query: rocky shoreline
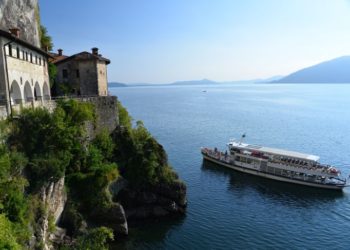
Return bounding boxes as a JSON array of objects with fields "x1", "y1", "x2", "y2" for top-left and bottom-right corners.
[{"x1": 116, "y1": 179, "x2": 187, "y2": 222}]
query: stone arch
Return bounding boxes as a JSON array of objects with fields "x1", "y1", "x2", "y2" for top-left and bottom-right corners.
[
  {"x1": 43, "y1": 82, "x2": 50, "y2": 100},
  {"x1": 24, "y1": 81, "x2": 33, "y2": 103},
  {"x1": 10, "y1": 80, "x2": 22, "y2": 104},
  {"x1": 34, "y1": 82, "x2": 42, "y2": 101}
]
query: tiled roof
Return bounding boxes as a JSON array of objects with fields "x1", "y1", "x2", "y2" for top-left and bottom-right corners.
[
  {"x1": 48, "y1": 52, "x2": 68, "y2": 64},
  {"x1": 52, "y1": 51, "x2": 110, "y2": 65}
]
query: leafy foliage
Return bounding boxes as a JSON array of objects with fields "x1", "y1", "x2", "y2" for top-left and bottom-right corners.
[
  {"x1": 0, "y1": 97, "x2": 180, "y2": 248},
  {"x1": 92, "y1": 129, "x2": 115, "y2": 161},
  {"x1": 40, "y1": 25, "x2": 53, "y2": 51},
  {"x1": 73, "y1": 227, "x2": 113, "y2": 250},
  {"x1": 117, "y1": 101, "x2": 132, "y2": 131},
  {"x1": 0, "y1": 138, "x2": 30, "y2": 247},
  {"x1": 7, "y1": 100, "x2": 94, "y2": 189},
  {"x1": 48, "y1": 62, "x2": 57, "y2": 88},
  {"x1": 113, "y1": 103, "x2": 177, "y2": 188},
  {"x1": 0, "y1": 214, "x2": 21, "y2": 250}
]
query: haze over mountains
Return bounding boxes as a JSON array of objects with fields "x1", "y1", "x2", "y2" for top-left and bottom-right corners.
[
  {"x1": 274, "y1": 56, "x2": 350, "y2": 83},
  {"x1": 108, "y1": 76, "x2": 283, "y2": 87},
  {"x1": 109, "y1": 56, "x2": 350, "y2": 87}
]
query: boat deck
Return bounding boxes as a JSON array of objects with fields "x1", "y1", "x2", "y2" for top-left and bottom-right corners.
[{"x1": 201, "y1": 147, "x2": 347, "y2": 190}]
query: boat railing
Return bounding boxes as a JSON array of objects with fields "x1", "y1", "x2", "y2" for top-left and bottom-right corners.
[
  {"x1": 201, "y1": 147, "x2": 232, "y2": 164},
  {"x1": 269, "y1": 159, "x2": 340, "y2": 176}
]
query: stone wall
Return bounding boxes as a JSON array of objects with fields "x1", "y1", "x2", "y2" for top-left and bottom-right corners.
[
  {"x1": 54, "y1": 53, "x2": 109, "y2": 97},
  {"x1": 55, "y1": 59, "x2": 100, "y2": 96},
  {"x1": 0, "y1": 0, "x2": 40, "y2": 47},
  {"x1": 79, "y1": 96, "x2": 118, "y2": 139},
  {"x1": 96, "y1": 61, "x2": 108, "y2": 96},
  {"x1": 0, "y1": 105, "x2": 6, "y2": 117}
]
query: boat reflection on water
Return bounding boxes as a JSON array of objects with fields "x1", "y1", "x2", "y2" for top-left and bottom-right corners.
[{"x1": 201, "y1": 159, "x2": 345, "y2": 204}]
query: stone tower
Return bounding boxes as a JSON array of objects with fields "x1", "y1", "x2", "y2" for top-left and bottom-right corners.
[{"x1": 0, "y1": 0, "x2": 40, "y2": 47}]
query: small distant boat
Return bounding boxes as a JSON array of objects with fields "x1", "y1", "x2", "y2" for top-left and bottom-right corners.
[
  {"x1": 202, "y1": 90, "x2": 207, "y2": 92},
  {"x1": 201, "y1": 135, "x2": 348, "y2": 190}
]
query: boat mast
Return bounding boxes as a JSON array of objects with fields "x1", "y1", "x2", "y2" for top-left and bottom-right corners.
[{"x1": 239, "y1": 133, "x2": 246, "y2": 145}]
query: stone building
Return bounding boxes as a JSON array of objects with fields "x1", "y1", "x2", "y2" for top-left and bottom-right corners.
[
  {"x1": 0, "y1": 28, "x2": 51, "y2": 116},
  {"x1": 51, "y1": 48, "x2": 110, "y2": 97}
]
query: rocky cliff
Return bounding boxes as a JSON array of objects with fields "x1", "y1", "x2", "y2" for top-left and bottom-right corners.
[
  {"x1": 0, "y1": 0, "x2": 40, "y2": 47},
  {"x1": 37, "y1": 178, "x2": 67, "y2": 250}
]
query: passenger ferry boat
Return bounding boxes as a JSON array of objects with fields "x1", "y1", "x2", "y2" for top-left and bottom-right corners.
[{"x1": 201, "y1": 136, "x2": 348, "y2": 190}]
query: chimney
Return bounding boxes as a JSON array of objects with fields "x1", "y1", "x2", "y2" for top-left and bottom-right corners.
[
  {"x1": 9, "y1": 28, "x2": 20, "y2": 38},
  {"x1": 58, "y1": 49, "x2": 63, "y2": 56},
  {"x1": 92, "y1": 47, "x2": 99, "y2": 55}
]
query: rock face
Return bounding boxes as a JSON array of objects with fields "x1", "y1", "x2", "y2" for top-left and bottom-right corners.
[
  {"x1": 0, "y1": 0, "x2": 40, "y2": 47},
  {"x1": 117, "y1": 180, "x2": 187, "y2": 220},
  {"x1": 89, "y1": 203, "x2": 128, "y2": 236},
  {"x1": 86, "y1": 177, "x2": 129, "y2": 236},
  {"x1": 37, "y1": 177, "x2": 67, "y2": 250}
]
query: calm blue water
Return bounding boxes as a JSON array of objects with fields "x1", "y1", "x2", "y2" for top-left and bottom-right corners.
[{"x1": 110, "y1": 84, "x2": 350, "y2": 250}]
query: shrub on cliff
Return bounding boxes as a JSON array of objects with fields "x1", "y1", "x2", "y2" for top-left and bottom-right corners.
[
  {"x1": 0, "y1": 214, "x2": 21, "y2": 250},
  {"x1": 67, "y1": 226, "x2": 113, "y2": 250},
  {"x1": 7, "y1": 100, "x2": 94, "y2": 189},
  {"x1": 113, "y1": 103, "x2": 177, "y2": 188},
  {"x1": 0, "y1": 137, "x2": 31, "y2": 246},
  {"x1": 67, "y1": 162, "x2": 118, "y2": 212},
  {"x1": 117, "y1": 101, "x2": 132, "y2": 131}
]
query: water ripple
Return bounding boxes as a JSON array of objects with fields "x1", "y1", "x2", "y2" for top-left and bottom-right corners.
[{"x1": 111, "y1": 84, "x2": 350, "y2": 250}]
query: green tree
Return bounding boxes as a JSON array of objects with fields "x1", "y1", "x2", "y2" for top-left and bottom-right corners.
[
  {"x1": 7, "y1": 100, "x2": 95, "y2": 189},
  {"x1": 48, "y1": 62, "x2": 57, "y2": 88},
  {"x1": 40, "y1": 25, "x2": 53, "y2": 51},
  {"x1": 0, "y1": 214, "x2": 21, "y2": 250},
  {"x1": 73, "y1": 227, "x2": 113, "y2": 250},
  {"x1": 117, "y1": 101, "x2": 132, "y2": 131},
  {"x1": 92, "y1": 130, "x2": 115, "y2": 161}
]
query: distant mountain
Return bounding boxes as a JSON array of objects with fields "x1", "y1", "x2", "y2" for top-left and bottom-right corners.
[
  {"x1": 274, "y1": 56, "x2": 350, "y2": 83},
  {"x1": 170, "y1": 79, "x2": 217, "y2": 85},
  {"x1": 108, "y1": 76, "x2": 284, "y2": 88},
  {"x1": 108, "y1": 82, "x2": 128, "y2": 87},
  {"x1": 255, "y1": 75, "x2": 284, "y2": 83}
]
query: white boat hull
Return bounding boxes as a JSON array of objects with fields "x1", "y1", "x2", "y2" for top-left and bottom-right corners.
[{"x1": 203, "y1": 154, "x2": 345, "y2": 190}]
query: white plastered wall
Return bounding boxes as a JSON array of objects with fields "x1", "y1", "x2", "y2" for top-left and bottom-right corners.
[{"x1": 3, "y1": 38, "x2": 50, "y2": 105}]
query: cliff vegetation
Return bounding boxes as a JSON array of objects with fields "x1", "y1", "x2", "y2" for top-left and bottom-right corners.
[{"x1": 0, "y1": 99, "x2": 186, "y2": 249}]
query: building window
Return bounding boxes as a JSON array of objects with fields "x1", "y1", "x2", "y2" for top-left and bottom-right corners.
[
  {"x1": 30, "y1": 53, "x2": 33, "y2": 63},
  {"x1": 25, "y1": 52, "x2": 28, "y2": 61},
  {"x1": 39, "y1": 57, "x2": 41, "y2": 65},
  {"x1": 35, "y1": 55, "x2": 38, "y2": 64},
  {"x1": 16, "y1": 47, "x2": 20, "y2": 58},
  {"x1": 8, "y1": 44, "x2": 12, "y2": 56},
  {"x1": 62, "y1": 69, "x2": 68, "y2": 79},
  {"x1": 76, "y1": 69, "x2": 80, "y2": 78}
]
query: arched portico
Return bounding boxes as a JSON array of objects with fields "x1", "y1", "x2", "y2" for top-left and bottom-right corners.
[
  {"x1": 34, "y1": 82, "x2": 43, "y2": 101},
  {"x1": 24, "y1": 81, "x2": 34, "y2": 103},
  {"x1": 43, "y1": 82, "x2": 50, "y2": 100},
  {"x1": 10, "y1": 80, "x2": 22, "y2": 105}
]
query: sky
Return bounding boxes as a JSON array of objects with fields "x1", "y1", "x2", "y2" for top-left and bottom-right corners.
[{"x1": 40, "y1": 0, "x2": 350, "y2": 84}]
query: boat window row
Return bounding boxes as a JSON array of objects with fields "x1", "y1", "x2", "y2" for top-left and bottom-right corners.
[
  {"x1": 235, "y1": 156, "x2": 260, "y2": 165},
  {"x1": 260, "y1": 165, "x2": 323, "y2": 181},
  {"x1": 276, "y1": 156, "x2": 310, "y2": 166}
]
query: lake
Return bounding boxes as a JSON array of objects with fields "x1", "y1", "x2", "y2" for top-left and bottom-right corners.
[{"x1": 110, "y1": 84, "x2": 350, "y2": 250}]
